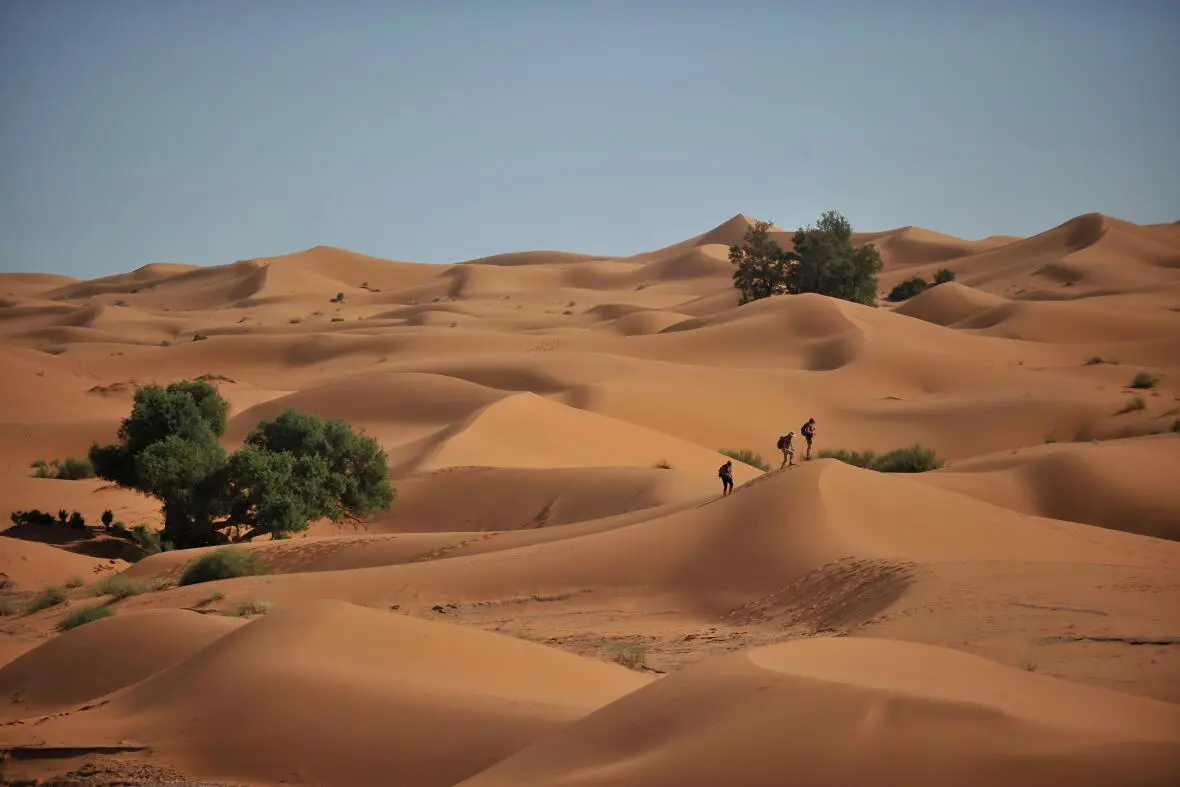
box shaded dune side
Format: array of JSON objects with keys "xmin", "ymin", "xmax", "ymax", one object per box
[
  {"xmin": 0, "ymin": 609, "xmax": 243, "ymax": 720},
  {"xmin": 918, "ymin": 434, "xmax": 1180, "ymax": 541},
  {"xmin": 458, "ymin": 637, "xmax": 1180, "ymax": 787},
  {"xmin": 932, "ymin": 213, "xmax": 1180, "ymax": 296},
  {"xmin": 892, "ymin": 281, "xmax": 1010, "ymax": 326},
  {"xmin": 222, "ymin": 371, "xmax": 509, "ymax": 443},
  {"xmin": 12, "ymin": 601, "xmax": 651, "ymax": 787},
  {"xmin": 0, "ymin": 536, "xmax": 123, "ymax": 590},
  {"xmin": 372, "ymin": 465, "xmax": 709, "ymax": 533},
  {"xmin": 411, "ymin": 392, "xmax": 766, "ymax": 483}
]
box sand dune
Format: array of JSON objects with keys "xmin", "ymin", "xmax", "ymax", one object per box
[
  {"xmin": 0, "ymin": 609, "xmax": 242, "ymax": 719},
  {"xmin": 3, "ymin": 210, "xmax": 1180, "ymax": 786},
  {"xmin": 458, "ymin": 637, "xmax": 1180, "ymax": 787},
  {"xmin": 0, "ymin": 536, "xmax": 122, "ymax": 589},
  {"xmin": 1, "ymin": 600, "xmax": 650, "ymax": 787},
  {"xmin": 892, "ymin": 281, "xmax": 1010, "ymax": 326},
  {"xmin": 918, "ymin": 433, "xmax": 1180, "ymax": 541}
]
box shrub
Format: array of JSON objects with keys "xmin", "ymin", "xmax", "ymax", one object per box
[
  {"xmin": 60, "ymin": 604, "xmax": 113, "ymax": 631},
  {"xmin": 179, "ymin": 546, "xmax": 267, "ymax": 586},
  {"xmin": 101, "ymin": 509, "xmax": 114, "ymax": 530},
  {"xmin": 67, "ymin": 511, "xmax": 87, "ymax": 531},
  {"xmin": 0, "ymin": 598, "xmax": 19, "ymax": 617},
  {"xmin": 1130, "ymin": 372, "xmax": 1159, "ymax": 389},
  {"xmin": 1084, "ymin": 356, "xmax": 1112, "ymax": 365},
  {"xmin": 1173, "ymin": 419, "xmax": 1180, "ymax": 433},
  {"xmin": 720, "ymin": 449, "xmax": 769, "ymax": 472},
  {"xmin": 65, "ymin": 575, "xmax": 84, "ymax": 589},
  {"xmin": 819, "ymin": 444, "xmax": 944, "ymax": 473},
  {"xmin": 9, "ymin": 509, "xmax": 57, "ymax": 527},
  {"xmin": 1118, "ymin": 396, "xmax": 1146, "ymax": 414},
  {"xmin": 933, "ymin": 268, "xmax": 956, "ymax": 285},
  {"xmin": 192, "ymin": 334, "xmax": 208, "ymax": 342},
  {"xmin": 816, "ymin": 448, "xmax": 878, "ymax": 468},
  {"xmin": 654, "ymin": 459, "xmax": 673, "ymax": 469},
  {"xmin": 228, "ymin": 598, "xmax": 273, "ymax": 617},
  {"xmin": 91, "ymin": 574, "xmax": 165, "ymax": 600},
  {"xmin": 29, "ymin": 457, "xmax": 95, "ymax": 480},
  {"xmin": 730, "ymin": 211, "xmax": 883, "ymax": 306},
  {"xmin": 872, "ymin": 444, "xmax": 945, "ymax": 473},
  {"xmin": 128, "ymin": 524, "xmax": 166, "ymax": 555},
  {"xmin": 887, "ymin": 277, "xmax": 929, "ymax": 302},
  {"xmin": 601, "ymin": 640, "xmax": 646, "ymax": 669},
  {"xmin": 26, "ymin": 586, "xmax": 69, "ymax": 613},
  {"xmin": 330, "ymin": 317, "xmax": 344, "ymax": 323}
]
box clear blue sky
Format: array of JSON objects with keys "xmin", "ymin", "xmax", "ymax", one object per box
[{"xmin": 2, "ymin": 1, "xmax": 1177, "ymax": 277}]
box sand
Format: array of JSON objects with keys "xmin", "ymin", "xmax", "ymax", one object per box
[{"xmin": 2, "ymin": 213, "xmax": 1179, "ymax": 786}]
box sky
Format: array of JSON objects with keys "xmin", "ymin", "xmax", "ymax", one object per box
[{"xmin": 1, "ymin": 0, "xmax": 1177, "ymax": 277}]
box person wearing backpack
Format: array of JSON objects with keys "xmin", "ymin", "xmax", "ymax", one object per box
[
  {"xmin": 800, "ymin": 418, "xmax": 816, "ymax": 460},
  {"xmin": 718, "ymin": 460, "xmax": 734, "ymax": 496},
  {"xmin": 776, "ymin": 431, "xmax": 796, "ymax": 469}
]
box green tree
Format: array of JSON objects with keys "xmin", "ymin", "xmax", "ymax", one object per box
[
  {"xmin": 933, "ymin": 267, "xmax": 956, "ymax": 285},
  {"xmin": 729, "ymin": 211, "xmax": 884, "ymax": 306},
  {"xmin": 729, "ymin": 220, "xmax": 793, "ymax": 304},
  {"xmin": 89, "ymin": 380, "xmax": 395, "ymax": 549}
]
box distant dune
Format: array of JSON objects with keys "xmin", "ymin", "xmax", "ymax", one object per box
[{"xmin": 2, "ymin": 210, "xmax": 1179, "ymax": 787}]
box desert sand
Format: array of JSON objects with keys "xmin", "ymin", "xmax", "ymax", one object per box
[{"xmin": 1, "ymin": 212, "xmax": 1179, "ymax": 786}]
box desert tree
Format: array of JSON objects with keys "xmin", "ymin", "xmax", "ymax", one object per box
[
  {"xmin": 730, "ymin": 211, "xmax": 883, "ymax": 306},
  {"xmin": 89, "ymin": 380, "xmax": 395, "ymax": 549},
  {"xmin": 729, "ymin": 220, "xmax": 793, "ymax": 304}
]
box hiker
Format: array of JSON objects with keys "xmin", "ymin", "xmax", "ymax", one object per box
[
  {"xmin": 800, "ymin": 418, "xmax": 816, "ymax": 460},
  {"xmin": 718, "ymin": 460, "xmax": 734, "ymax": 496},
  {"xmin": 776, "ymin": 431, "xmax": 796, "ymax": 469}
]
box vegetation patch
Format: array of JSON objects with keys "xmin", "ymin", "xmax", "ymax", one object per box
[
  {"xmin": 720, "ymin": 449, "xmax": 769, "ymax": 472},
  {"xmin": 30, "ymin": 457, "xmax": 95, "ymax": 480},
  {"xmin": 819, "ymin": 444, "xmax": 945, "ymax": 473},
  {"xmin": 60, "ymin": 604, "xmax": 114, "ymax": 631},
  {"xmin": 179, "ymin": 547, "xmax": 268, "ymax": 586},
  {"xmin": 26, "ymin": 586, "xmax": 69, "ymax": 614}
]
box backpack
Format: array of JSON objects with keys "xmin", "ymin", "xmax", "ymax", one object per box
[
  {"xmin": 776, "ymin": 435, "xmax": 787, "ymax": 450},
  {"xmin": 801, "ymin": 422, "xmax": 814, "ymax": 438}
]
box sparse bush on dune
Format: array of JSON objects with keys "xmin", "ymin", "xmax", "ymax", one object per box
[
  {"xmin": 730, "ymin": 211, "xmax": 883, "ymax": 306},
  {"xmin": 227, "ymin": 598, "xmax": 274, "ymax": 617},
  {"xmin": 1130, "ymin": 372, "xmax": 1159, "ymax": 389},
  {"xmin": 887, "ymin": 276, "xmax": 929, "ymax": 302},
  {"xmin": 720, "ymin": 449, "xmax": 769, "ymax": 472},
  {"xmin": 88, "ymin": 379, "xmax": 395, "ymax": 549},
  {"xmin": 30, "ymin": 457, "xmax": 95, "ymax": 480},
  {"xmin": 601, "ymin": 639, "xmax": 646, "ymax": 669},
  {"xmin": 26, "ymin": 586, "xmax": 69, "ymax": 614},
  {"xmin": 179, "ymin": 546, "xmax": 268, "ymax": 586},
  {"xmin": 91, "ymin": 573, "xmax": 168, "ymax": 599},
  {"xmin": 60, "ymin": 604, "xmax": 113, "ymax": 631},
  {"xmin": 0, "ymin": 598, "xmax": 19, "ymax": 617},
  {"xmin": 10, "ymin": 509, "xmax": 58, "ymax": 527},
  {"xmin": 933, "ymin": 267, "xmax": 956, "ymax": 285},
  {"xmin": 819, "ymin": 444, "xmax": 945, "ymax": 473},
  {"xmin": 1117, "ymin": 395, "xmax": 1146, "ymax": 415}
]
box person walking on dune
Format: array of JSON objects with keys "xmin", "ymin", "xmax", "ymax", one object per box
[
  {"xmin": 777, "ymin": 431, "xmax": 796, "ymax": 469},
  {"xmin": 801, "ymin": 418, "xmax": 817, "ymax": 460},
  {"xmin": 718, "ymin": 460, "xmax": 734, "ymax": 496}
]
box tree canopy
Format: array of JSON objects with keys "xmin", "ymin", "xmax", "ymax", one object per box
[
  {"xmin": 729, "ymin": 211, "xmax": 883, "ymax": 306},
  {"xmin": 89, "ymin": 380, "xmax": 395, "ymax": 549}
]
